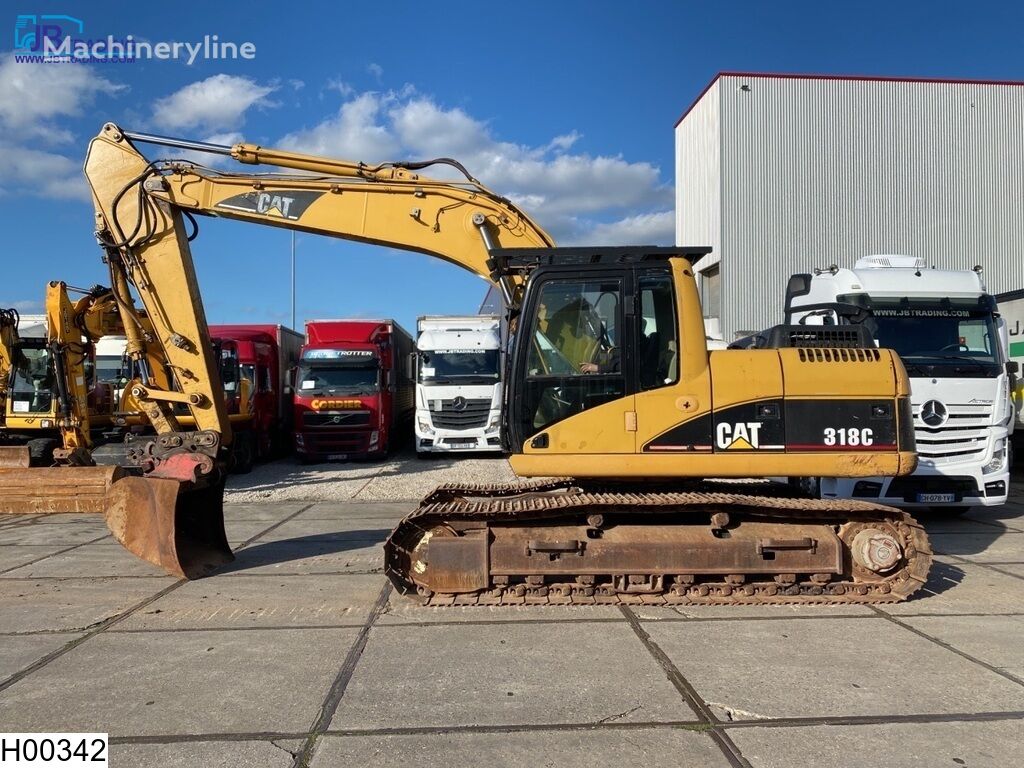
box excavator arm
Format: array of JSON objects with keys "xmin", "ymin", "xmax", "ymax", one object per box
[{"xmin": 82, "ymin": 123, "xmax": 552, "ymax": 577}]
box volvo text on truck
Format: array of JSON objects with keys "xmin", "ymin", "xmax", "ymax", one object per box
[
  {"xmin": 294, "ymin": 319, "xmax": 414, "ymax": 461},
  {"xmin": 414, "ymin": 315, "xmax": 503, "ymax": 455},
  {"xmin": 786, "ymin": 255, "xmax": 1015, "ymax": 511}
]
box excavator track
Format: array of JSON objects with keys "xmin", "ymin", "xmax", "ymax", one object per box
[{"xmin": 384, "ymin": 479, "xmax": 932, "ymax": 607}]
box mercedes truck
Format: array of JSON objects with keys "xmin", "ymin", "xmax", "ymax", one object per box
[
  {"xmin": 786, "ymin": 255, "xmax": 1015, "ymax": 512},
  {"xmin": 414, "ymin": 315, "xmax": 503, "ymax": 455}
]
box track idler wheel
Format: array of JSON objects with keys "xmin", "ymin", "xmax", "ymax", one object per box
[{"xmin": 103, "ymin": 476, "xmax": 234, "ymax": 579}]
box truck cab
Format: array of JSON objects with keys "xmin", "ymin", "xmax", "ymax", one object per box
[
  {"xmin": 787, "ymin": 255, "xmax": 1015, "ymax": 511},
  {"xmin": 294, "ymin": 320, "xmax": 414, "ymax": 462},
  {"xmin": 414, "ymin": 315, "xmax": 503, "ymax": 455}
]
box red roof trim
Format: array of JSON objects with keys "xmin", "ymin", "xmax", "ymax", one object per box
[{"xmin": 674, "ymin": 71, "xmax": 1024, "ymax": 128}]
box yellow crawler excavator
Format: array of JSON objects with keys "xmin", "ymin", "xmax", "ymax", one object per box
[
  {"xmin": 38, "ymin": 122, "xmax": 929, "ymax": 603},
  {"xmin": 0, "ymin": 283, "xmax": 130, "ymax": 511}
]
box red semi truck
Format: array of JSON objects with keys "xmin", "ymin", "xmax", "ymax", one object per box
[
  {"xmin": 208, "ymin": 324, "xmax": 303, "ymax": 470},
  {"xmin": 294, "ymin": 319, "xmax": 415, "ymax": 462}
]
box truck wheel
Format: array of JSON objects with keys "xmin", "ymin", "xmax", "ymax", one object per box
[
  {"xmin": 26, "ymin": 438, "xmax": 59, "ymax": 467},
  {"xmin": 232, "ymin": 434, "xmax": 255, "ymax": 474}
]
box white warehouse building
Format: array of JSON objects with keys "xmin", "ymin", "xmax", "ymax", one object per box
[{"xmin": 676, "ymin": 72, "xmax": 1024, "ymax": 341}]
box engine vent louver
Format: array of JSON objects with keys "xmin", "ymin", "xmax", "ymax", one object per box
[{"xmin": 797, "ymin": 347, "xmax": 881, "ymax": 363}]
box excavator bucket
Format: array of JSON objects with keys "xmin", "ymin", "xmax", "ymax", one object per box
[
  {"xmin": 0, "ymin": 464, "xmax": 125, "ymax": 514},
  {"xmin": 0, "ymin": 446, "xmax": 30, "ymax": 469},
  {"xmin": 103, "ymin": 476, "xmax": 234, "ymax": 579}
]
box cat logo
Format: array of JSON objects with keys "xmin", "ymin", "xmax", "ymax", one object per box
[
  {"xmin": 716, "ymin": 422, "xmax": 763, "ymax": 450},
  {"xmin": 216, "ymin": 190, "xmax": 323, "ymax": 221},
  {"xmin": 255, "ymin": 192, "xmax": 295, "ymax": 218}
]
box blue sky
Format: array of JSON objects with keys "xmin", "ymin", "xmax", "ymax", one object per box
[{"xmin": 2, "ymin": 1, "xmax": 1022, "ymax": 333}]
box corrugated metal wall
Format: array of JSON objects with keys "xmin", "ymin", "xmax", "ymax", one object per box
[
  {"xmin": 675, "ymin": 78, "xmax": 721, "ymax": 330},
  {"xmin": 678, "ymin": 74, "xmax": 1024, "ymax": 340}
]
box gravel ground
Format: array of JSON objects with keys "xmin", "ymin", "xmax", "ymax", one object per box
[{"xmin": 225, "ymin": 446, "xmax": 517, "ymax": 503}]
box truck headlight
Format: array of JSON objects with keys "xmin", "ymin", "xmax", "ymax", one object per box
[
  {"xmin": 417, "ymin": 417, "xmax": 434, "ymax": 435},
  {"xmin": 369, "ymin": 430, "xmax": 380, "ymax": 446},
  {"xmin": 295, "ymin": 434, "xmax": 305, "ymax": 447},
  {"xmin": 983, "ymin": 439, "xmax": 1007, "ymax": 475},
  {"xmin": 486, "ymin": 414, "xmax": 500, "ymax": 432}
]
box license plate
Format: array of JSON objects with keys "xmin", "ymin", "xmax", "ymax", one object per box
[
  {"xmin": 916, "ymin": 493, "xmax": 955, "ymax": 503},
  {"xmin": 327, "ymin": 454, "xmax": 349, "ymax": 460}
]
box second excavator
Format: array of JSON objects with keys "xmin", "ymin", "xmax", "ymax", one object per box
[{"xmin": 17, "ymin": 122, "xmax": 930, "ymax": 604}]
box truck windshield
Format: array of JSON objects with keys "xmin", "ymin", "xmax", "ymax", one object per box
[
  {"xmin": 296, "ymin": 365, "xmax": 379, "ymax": 395},
  {"xmin": 842, "ymin": 295, "xmax": 1002, "ymax": 372},
  {"xmin": 94, "ymin": 355, "xmax": 124, "ymax": 385},
  {"xmin": 419, "ymin": 350, "xmax": 499, "ymax": 383},
  {"xmin": 9, "ymin": 344, "xmax": 54, "ymax": 414}
]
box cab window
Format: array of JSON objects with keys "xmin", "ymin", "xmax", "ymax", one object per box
[
  {"xmin": 637, "ymin": 273, "xmax": 679, "ymax": 390},
  {"xmin": 521, "ymin": 277, "xmax": 625, "ymax": 433}
]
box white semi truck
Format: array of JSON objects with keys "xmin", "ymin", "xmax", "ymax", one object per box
[
  {"xmin": 786, "ymin": 255, "xmax": 1015, "ymax": 512},
  {"xmin": 414, "ymin": 315, "xmax": 503, "ymax": 455}
]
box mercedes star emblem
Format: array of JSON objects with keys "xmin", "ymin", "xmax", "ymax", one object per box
[
  {"xmin": 920, "ymin": 399, "xmax": 948, "ymax": 427},
  {"xmin": 452, "ymin": 396, "xmax": 467, "ymax": 412}
]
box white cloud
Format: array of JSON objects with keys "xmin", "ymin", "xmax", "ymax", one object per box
[
  {"xmin": 581, "ymin": 211, "xmax": 675, "ymax": 246},
  {"xmin": 152, "ymin": 74, "xmax": 278, "ymax": 132},
  {"xmin": 0, "ymin": 142, "xmax": 90, "ymax": 200},
  {"xmin": 0, "ymin": 55, "xmax": 125, "ymax": 143},
  {"xmin": 279, "ymin": 92, "xmax": 400, "ymax": 160},
  {"xmin": 280, "ymin": 87, "xmax": 673, "ymax": 244},
  {"xmin": 367, "ymin": 62, "xmax": 384, "ymax": 81}
]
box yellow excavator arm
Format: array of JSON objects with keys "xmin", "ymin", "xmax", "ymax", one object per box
[{"xmin": 82, "ymin": 123, "xmax": 554, "ymax": 577}]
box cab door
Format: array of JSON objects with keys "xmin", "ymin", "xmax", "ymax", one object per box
[{"xmin": 508, "ymin": 268, "xmax": 636, "ymax": 455}]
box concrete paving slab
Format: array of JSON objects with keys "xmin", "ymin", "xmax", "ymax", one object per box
[
  {"xmin": 331, "ymin": 622, "xmax": 697, "ymax": 730},
  {"xmin": 312, "ymin": 728, "xmax": 730, "ymax": 768},
  {"xmin": 2, "ymin": 542, "xmax": 174, "ymax": 579},
  {"xmin": 18, "ymin": 513, "xmax": 102, "ymax": 525},
  {"xmin": 879, "ymin": 561, "xmax": 1024, "ymax": 615},
  {"xmin": 301, "ymin": 501, "xmax": 413, "ymax": 519},
  {"xmin": 0, "ymin": 545, "xmax": 70, "ymax": 573},
  {"xmin": 964, "ymin": 507, "xmax": 1024, "ymax": 533},
  {"xmin": 0, "ymin": 632, "xmax": 82, "ymax": 682},
  {"xmin": 904, "ymin": 614, "xmax": 1024, "ymax": 679},
  {"xmin": 222, "ymin": 501, "xmax": 312, "ymax": 521},
  {"xmin": 225, "ymin": 520, "xmax": 285, "ymax": 546},
  {"xmin": 257, "ymin": 517, "xmax": 397, "ymax": 542},
  {"xmin": 996, "ymin": 564, "xmax": 1024, "ymax": 579},
  {"xmin": 929, "ymin": 531, "xmax": 1024, "ymax": 563},
  {"xmin": 645, "ymin": 616, "xmax": 1024, "ymax": 720},
  {"xmin": 111, "ymin": 740, "xmax": 300, "ymax": 768},
  {"xmin": 377, "ymin": 597, "xmax": 624, "ymax": 624},
  {"xmin": 0, "ymin": 577, "xmax": 174, "ymax": 633},
  {"xmin": 0, "ymin": 521, "xmax": 107, "ymax": 546},
  {"xmin": 0, "ymin": 628, "xmax": 359, "ymax": 736},
  {"xmin": 224, "ymin": 538, "xmax": 386, "ymax": 574},
  {"xmin": 633, "ymin": 603, "xmax": 874, "ymax": 621},
  {"xmin": 730, "ymin": 719, "xmax": 1024, "ymax": 768},
  {"xmin": 117, "ymin": 574, "xmax": 383, "ymax": 630}
]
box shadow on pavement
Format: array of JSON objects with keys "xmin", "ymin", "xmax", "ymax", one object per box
[{"xmin": 217, "ymin": 529, "xmax": 391, "ymax": 573}]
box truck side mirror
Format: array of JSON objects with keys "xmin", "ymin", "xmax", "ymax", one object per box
[
  {"xmin": 1007, "ymin": 361, "xmax": 1020, "ymax": 375},
  {"xmin": 784, "ymin": 273, "xmax": 812, "ymax": 312}
]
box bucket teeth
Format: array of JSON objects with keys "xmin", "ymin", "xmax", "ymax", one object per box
[{"xmin": 104, "ymin": 476, "xmax": 233, "ymax": 579}]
